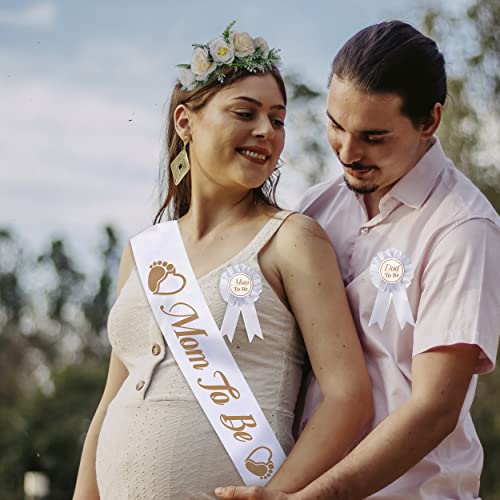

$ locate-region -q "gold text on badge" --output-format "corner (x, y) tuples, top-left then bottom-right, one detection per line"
(229, 272), (253, 297)
(378, 258), (405, 284)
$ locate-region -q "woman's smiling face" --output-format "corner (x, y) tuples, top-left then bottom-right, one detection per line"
(185, 73), (286, 193)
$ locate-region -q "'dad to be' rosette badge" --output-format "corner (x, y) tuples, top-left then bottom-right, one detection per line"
(219, 264), (263, 342)
(368, 248), (415, 330)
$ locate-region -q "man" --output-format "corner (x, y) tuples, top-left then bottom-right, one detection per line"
(216, 21), (500, 499)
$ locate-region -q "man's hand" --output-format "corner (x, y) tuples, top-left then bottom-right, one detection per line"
(214, 486), (296, 499)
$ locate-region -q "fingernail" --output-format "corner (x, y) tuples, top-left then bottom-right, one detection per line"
(214, 487), (223, 496)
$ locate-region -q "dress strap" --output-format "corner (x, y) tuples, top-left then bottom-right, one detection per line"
(243, 210), (295, 258)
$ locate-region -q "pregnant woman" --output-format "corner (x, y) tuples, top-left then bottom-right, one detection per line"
(72, 22), (372, 499)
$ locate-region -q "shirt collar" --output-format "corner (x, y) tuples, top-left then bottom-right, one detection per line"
(386, 137), (448, 209)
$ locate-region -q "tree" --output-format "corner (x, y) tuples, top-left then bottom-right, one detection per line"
(0, 225), (120, 499)
(2, 363), (106, 500)
(0, 229), (36, 404)
(422, 0), (500, 213)
(81, 225), (121, 360)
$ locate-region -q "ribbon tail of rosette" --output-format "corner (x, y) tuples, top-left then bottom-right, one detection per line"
(368, 289), (392, 330)
(220, 303), (241, 342)
(241, 302), (263, 342)
(393, 286), (416, 330)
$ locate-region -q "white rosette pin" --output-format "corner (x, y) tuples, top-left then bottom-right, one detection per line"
(368, 248), (416, 330)
(219, 264), (263, 342)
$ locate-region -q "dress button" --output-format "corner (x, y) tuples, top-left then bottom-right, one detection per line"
(361, 227), (369, 235)
(152, 344), (161, 356)
(136, 380), (145, 391)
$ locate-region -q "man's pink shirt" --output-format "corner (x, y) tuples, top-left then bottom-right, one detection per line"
(299, 139), (500, 499)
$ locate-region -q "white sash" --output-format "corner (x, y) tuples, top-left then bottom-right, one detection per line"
(130, 221), (286, 485)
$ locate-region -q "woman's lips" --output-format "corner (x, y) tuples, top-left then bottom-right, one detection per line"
(236, 148), (270, 165)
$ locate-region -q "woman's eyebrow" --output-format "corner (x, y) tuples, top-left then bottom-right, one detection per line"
(231, 96), (286, 111)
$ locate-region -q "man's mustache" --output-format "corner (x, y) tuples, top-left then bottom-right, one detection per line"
(339, 159), (379, 171)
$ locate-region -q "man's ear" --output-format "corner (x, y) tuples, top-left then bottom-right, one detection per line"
(174, 104), (192, 141)
(421, 102), (442, 139)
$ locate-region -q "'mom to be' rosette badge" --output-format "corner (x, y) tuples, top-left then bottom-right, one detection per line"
(368, 248), (415, 330)
(219, 264), (263, 342)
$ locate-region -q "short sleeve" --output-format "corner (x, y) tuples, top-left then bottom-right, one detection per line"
(413, 218), (500, 374)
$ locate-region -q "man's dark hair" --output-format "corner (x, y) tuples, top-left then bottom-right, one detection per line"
(329, 20), (447, 127)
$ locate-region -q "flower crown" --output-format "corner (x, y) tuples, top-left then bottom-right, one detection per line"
(176, 21), (281, 91)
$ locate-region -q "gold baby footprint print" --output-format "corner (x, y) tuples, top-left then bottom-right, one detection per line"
(245, 446), (275, 480)
(148, 261), (186, 295)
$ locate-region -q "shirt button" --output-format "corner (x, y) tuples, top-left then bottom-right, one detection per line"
(152, 344), (162, 356)
(361, 227), (369, 235)
(136, 380), (145, 391)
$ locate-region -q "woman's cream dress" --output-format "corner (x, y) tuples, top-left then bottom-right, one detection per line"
(96, 212), (305, 499)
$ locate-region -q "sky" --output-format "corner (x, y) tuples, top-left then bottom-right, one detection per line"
(1, 0), (462, 270)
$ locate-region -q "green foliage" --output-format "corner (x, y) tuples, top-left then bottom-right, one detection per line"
(222, 20), (236, 42)
(423, 0), (500, 214)
(466, 0), (500, 110)
(472, 369), (500, 499)
(0, 231), (45, 407)
(0, 225), (119, 498)
(82, 226), (120, 341)
(28, 363), (106, 500)
(38, 240), (85, 323)
(0, 363), (107, 500)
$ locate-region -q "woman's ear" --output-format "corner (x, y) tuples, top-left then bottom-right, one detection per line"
(173, 104), (192, 141)
(421, 102), (442, 139)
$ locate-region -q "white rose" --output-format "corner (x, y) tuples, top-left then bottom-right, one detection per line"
(191, 47), (217, 81)
(208, 37), (235, 64)
(253, 36), (270, 59)
(230, 31), (255, 58)
(177, 67), (196, 91)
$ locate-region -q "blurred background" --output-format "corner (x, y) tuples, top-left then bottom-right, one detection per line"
(1, 0), (499, 498)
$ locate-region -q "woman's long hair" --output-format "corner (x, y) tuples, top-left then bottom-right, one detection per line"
(153, 66), (287, 224)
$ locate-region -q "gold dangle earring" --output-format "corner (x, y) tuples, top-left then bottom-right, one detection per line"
(170, 137), (190, 185)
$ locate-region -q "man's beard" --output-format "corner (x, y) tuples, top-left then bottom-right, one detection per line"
(343, 176), (378, 194)
(340, 159), (379, 194)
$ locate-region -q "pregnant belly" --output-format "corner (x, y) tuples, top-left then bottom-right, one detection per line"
(96, 400), (243, 499)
